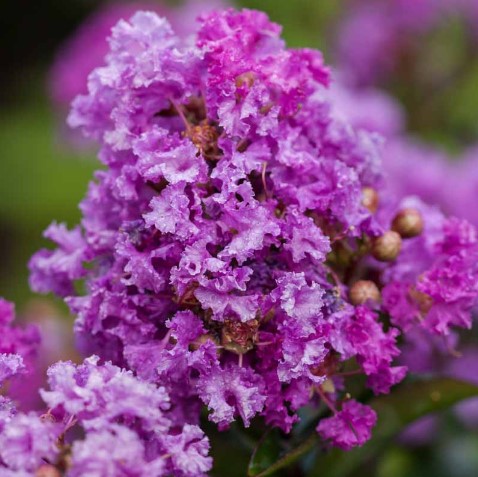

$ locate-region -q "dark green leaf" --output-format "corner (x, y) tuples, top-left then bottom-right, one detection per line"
(248, 431), (318, 477)
(248, 429), (284, 477)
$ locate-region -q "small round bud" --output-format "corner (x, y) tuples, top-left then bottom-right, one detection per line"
(361, 187), (379, 213)
(35, 465), (61, 477)
(391, 208), (424, 238)
(371, 230), (402, 261)
(349, 280), (381, 305)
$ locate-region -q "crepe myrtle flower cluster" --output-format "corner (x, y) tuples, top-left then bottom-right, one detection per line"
(27, 7), (478, 467)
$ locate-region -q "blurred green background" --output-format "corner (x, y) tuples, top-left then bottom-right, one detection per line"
(1, 1), (477, 476)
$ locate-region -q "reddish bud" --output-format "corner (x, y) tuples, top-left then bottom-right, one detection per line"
(409, 286), (433, 315)
(221, 319), (259, 354)
(185, 121), (221, 161)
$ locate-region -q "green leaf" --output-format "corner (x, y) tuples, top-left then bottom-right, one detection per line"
(248, 431), (318, 477)
(247, 378), (478, 477)
(248, 429), (284, 477)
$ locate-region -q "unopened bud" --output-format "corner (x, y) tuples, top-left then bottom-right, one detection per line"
(349, 280), (381, 305)
(392, 208), (424, 238)
(371, 230), (402, 261)
(361, 187), (379, 213)
(35, 465), (61, 477)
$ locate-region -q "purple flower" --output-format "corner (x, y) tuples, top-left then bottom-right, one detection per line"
(41, 356), (171, 432)
(340, 306), (407, 394)
(29, 7), (478, 456)
(197, 364), (266, 429)
(0, 397), (16, 434)
(0, 413), (60, 472)
(0, 299), (41, 411)
(159, 424), (212, 476)
(29, 223), (90, 297)
(0, 354), (24, 385)
(0, 299), (40, 359)
(0, 356), (213, 476)
(381, 200), (478, 336)
(69, 425), (167, 477)
(317, 400), (377, 450)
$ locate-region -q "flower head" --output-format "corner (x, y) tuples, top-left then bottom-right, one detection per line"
(29, 8), (478, 456)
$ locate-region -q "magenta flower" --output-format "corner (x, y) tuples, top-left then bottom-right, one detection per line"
(317, 399), (377, 450)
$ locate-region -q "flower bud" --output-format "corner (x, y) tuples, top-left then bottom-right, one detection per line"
(186, 121), (220, 160)
(349, 280), (381, 305)
(361, 187), (379, 213)
(371, 230), (402, 261)
(222, 319), (259, 354)
(310, 352), (338, 377)
(35, 465), (61, 477)
(391, 208), (424, 238)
